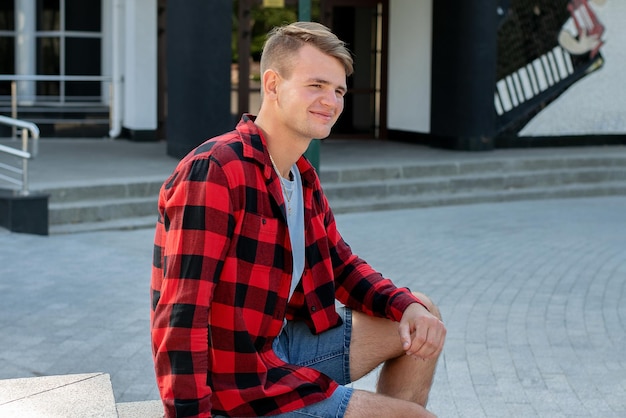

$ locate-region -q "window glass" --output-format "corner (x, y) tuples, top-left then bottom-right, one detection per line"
(37, 0), (60, 31)
(36, 37), (60, 97)
(66, 38), (100, 75)
(32, 0), (103, 99)
(0, 37), (14, 96)
(0, 37), (14, 73)
(66, 0), (101, 32)
(0, 1), (15, 31)
(37, 37), (60, 74)
(66, 37), (100, 97)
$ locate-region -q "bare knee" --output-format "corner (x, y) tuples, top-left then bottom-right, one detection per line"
(349, 311), (405, 380)
(345, 390), (436, 418)
(412, 291), (443, 321)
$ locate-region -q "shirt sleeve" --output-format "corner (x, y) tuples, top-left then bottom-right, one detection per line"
(322, 196), (425, 321)
(151, 155), (234, 418)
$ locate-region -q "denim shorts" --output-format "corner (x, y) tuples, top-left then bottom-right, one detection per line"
(269, 306), (354, 418)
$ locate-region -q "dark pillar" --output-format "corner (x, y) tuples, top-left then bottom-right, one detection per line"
(431, 0), (498, 151)
(166, 1), (233, 159)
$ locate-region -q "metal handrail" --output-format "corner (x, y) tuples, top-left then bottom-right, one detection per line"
(0, 75), (112, 82)
(0, 115), (40, 195)
(0, 74), (113, 105)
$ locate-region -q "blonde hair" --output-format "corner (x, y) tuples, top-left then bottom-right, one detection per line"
(260, 21), (354, 78)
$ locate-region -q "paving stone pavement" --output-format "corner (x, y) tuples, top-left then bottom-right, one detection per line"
(1, 196), (625, 417)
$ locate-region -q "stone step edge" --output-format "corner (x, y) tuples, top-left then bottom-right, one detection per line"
(329, 182), (626, 214)
(48, 183), (626, 234)
(322, 166), (626, 188)
(43, 166), (626, 207)
(46, 174), (626, 223)
(42, 182), (163, 204)
(116, 400), (163, 418)
(49, 215), (157, 235)
(48, 196), (157, 225)
(49, 195), (157, 210)
(31, 154), (626, 199)
(320, 157), (626, 183)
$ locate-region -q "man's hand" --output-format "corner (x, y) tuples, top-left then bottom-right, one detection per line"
(398, 303), (446, 360)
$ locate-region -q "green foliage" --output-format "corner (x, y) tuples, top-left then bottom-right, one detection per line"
(232, 1), (321, 62)
(250, 5), (298, 60)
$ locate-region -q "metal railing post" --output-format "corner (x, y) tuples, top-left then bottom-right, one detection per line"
(21, 128), (30, 195)
(11, 81), (17, 139)
(109, 82), (114, 133)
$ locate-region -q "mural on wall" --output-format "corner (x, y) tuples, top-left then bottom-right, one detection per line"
(494, 0), (607, 136)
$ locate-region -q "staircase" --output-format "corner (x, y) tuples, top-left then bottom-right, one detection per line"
(0, 103), (111, 138)
(322, 154), (626, 213)
(45, 177), (164, 234)
(44, 150), (626, 234)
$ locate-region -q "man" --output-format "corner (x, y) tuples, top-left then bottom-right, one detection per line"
(151, 21), (446, 418)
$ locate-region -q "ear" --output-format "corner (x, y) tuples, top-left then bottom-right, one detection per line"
(262, 69), (280, 100)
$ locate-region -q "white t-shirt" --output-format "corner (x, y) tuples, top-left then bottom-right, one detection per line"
(281, 164), (305, 300)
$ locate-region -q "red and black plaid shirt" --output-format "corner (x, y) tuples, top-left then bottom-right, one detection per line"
(150, 115), (422, 417)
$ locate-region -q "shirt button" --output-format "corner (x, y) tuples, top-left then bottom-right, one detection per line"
(311, 306), (317, 312)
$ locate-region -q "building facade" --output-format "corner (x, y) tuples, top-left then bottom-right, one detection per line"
(0, 0), (622, 155)
(0, 0), (157, 139)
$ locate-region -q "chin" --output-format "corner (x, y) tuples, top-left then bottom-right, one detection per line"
(312, 126), (334, 140)
(313, 134), (331, 141)
(315, 131), (332, 140)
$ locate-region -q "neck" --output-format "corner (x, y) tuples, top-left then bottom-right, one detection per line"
(255, 114), (311, 177)
(269, 153), (293, 179)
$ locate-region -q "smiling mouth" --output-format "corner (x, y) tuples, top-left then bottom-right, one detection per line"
(311, 111), (334, 122)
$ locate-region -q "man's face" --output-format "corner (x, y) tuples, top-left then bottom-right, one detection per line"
(273, 44), (347, 142)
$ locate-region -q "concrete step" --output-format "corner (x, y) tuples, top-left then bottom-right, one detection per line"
(0, 373), (118, 417)
(49, 196), (157, 226)
(41, 178), (164, 203)
(116, 400), (163, 418)
(42, 179), (161, 232)
(0, 372), (164, 417)
(319, 154), (626, 184)
(328, 181), (626, 214)
(41, 154), (626, 234)
(323, 167), (626, 201)
(49, 214), (157, 235)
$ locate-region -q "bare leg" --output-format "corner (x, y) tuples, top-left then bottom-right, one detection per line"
(345, 390), (436, 418)
(345, 292), (443, 417)
(379, 293), (442, 405)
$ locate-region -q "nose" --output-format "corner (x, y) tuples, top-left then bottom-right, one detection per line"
(320, 89), (342, 109)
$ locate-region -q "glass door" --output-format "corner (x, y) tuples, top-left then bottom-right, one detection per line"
(36, 0), (102, 102)
(322, 0), (388, 139)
